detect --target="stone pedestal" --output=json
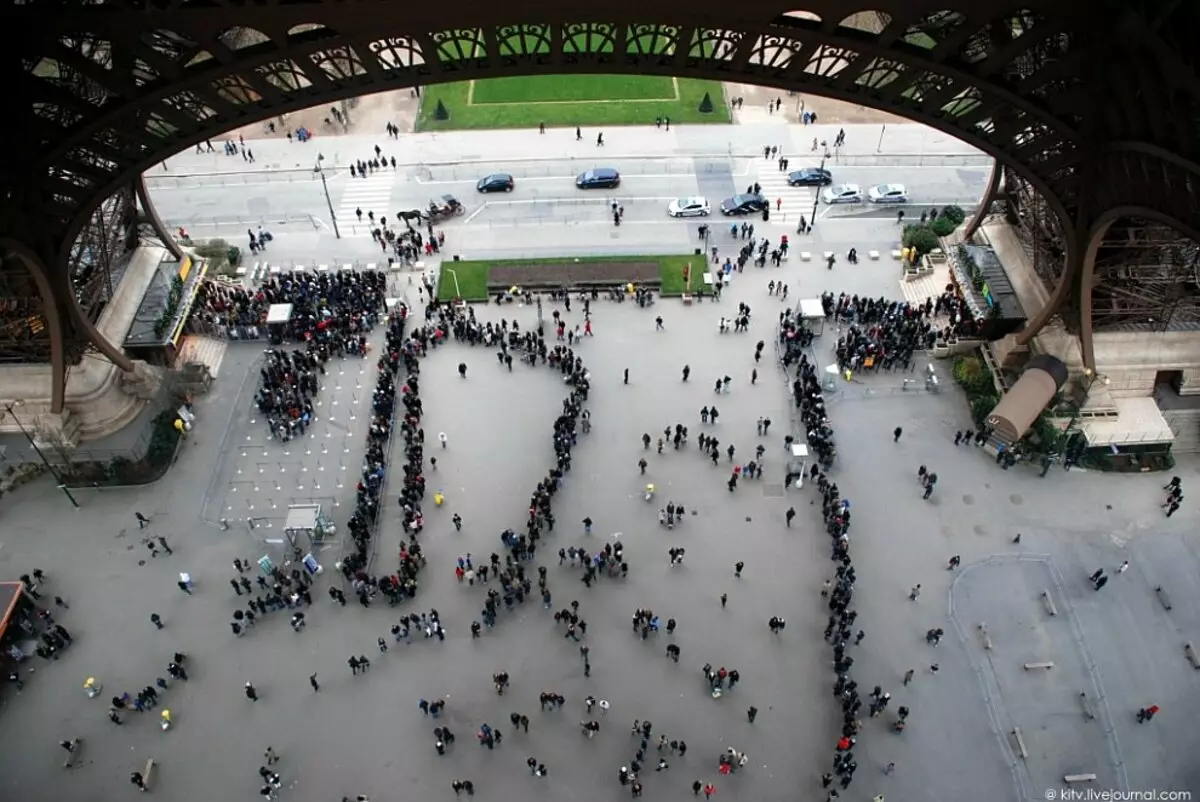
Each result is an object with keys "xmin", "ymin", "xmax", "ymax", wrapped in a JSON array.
[
  {"xmin": 32, "ymin": 409, "xmax": 82, "ymax": 450},
  {"xmin": 120, "ymin": 360, "xmax": 163, "ymax": 400}
]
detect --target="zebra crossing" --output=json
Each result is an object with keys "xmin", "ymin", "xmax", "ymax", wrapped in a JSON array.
[
  {"xmin": 334, "ymin": 173, "xmax": 395, "ymax": 238},
  {"xmin": 752, "ymin": 168, "xmax": 817, "ymax": 224}
]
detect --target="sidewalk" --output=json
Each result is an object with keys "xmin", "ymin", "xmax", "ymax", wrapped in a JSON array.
[{"xmin": 160, "ymin": 123, "xmax": 986, "ymax": 175}]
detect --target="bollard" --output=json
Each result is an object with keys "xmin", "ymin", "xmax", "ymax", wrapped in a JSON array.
[
  {"xmin": 1184, "ymin": 642, "xmax": 1199, "ymax": 669},
  {"xmin": 1155, "ymin": 585, "xmax": 1173, "ymax": 611},
  {"xmin": 1023, "ymin": 661, "xmax": 1054, "ymax": 670}
]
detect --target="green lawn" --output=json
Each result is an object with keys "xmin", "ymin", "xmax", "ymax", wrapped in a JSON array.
[
  {"xmin": 417, "ymin": 76, "xmax": 730, "ymax": 131},
  {"xmin": 437, "ymin": 254, "xmax": 707, "ymax": 302},
  {"xmin": 471, "ymin": 75, "xmax": 677, "ymax": 103}
]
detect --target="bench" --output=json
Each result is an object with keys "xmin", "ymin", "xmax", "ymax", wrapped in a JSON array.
[
  {"xmin": 1079, "ymin": 691, "xmax": 1097, "ymax": 720},
  {"xmin": 799, "ymin": 252, "xmax": 812, "ymax": 262},
  {"xmin": 1041, "ymin": 590, "xmax": 1058, "ymax": 617},
  {"xmin": 891, "ymin": 250, "xmax": 902, "ymax": 260},
  {"xmin": 143, "ymin": 757, "xmax": 156, "ymax": 789},
  {"xmin": 1064, "ymin": 774, "xmax": 1096, "ymax": 784},
  {"xmin": 1010, "ymin": 728, "xmax": 1028, "ymax": 759},
  {"xmin": 1155, "ymin": 585, "xmax": 1172, "ymax": 611},
  {"xmin": 62, "ymin": 738, "xmax": 81, "ymax": 768},
  {"xmin": 978, "ymin": 623, "xmax": 993, "ymax": 651},
  {"xmin": 868, "ymin": 250, "xmax": 880, "ymax": 260},
  {"xmin": 1185, "ymin": 642, "xmax": 1200, "ymax": 669},
  {"xmin": 1024, "ymin": 661, "xmax": 1054, "ymax": 670},
  {"xmin": 316, "ymin": 264, "xmax": 329, "ymax": 272},
  {"xmin": 269, "ymin": 265, "xmax": 281, "ymax": 275}
]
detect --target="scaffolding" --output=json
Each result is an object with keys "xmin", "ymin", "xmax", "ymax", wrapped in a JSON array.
[{"xmin": 1090, "ymin": 219, "xmax": 1200, "ymax": 332}]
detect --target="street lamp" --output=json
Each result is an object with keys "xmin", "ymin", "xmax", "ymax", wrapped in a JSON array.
[
  {"xmin": 313, "ymin": 154, "xmax": 341, "ymax": 239},
  {"xmin": 3, "ymin": 402, "xmax": 79, "ymax": 508},
  {"xmin": 808, "ymin": 153, "xmax": 828, "ymax": 232},
  {"xmin": 877, "ymin": 124, "xmax": 886, "ymax": 154}
]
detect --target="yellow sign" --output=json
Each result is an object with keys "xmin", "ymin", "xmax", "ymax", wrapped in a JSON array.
[{"xmin": 178, "ymin": 256, "xmax": 192, "ymax": 282}]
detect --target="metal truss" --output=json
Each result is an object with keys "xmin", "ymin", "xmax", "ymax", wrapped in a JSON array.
[
  {"xmin": 69, "ymin": 184, "xmax": 138, "ymax": 327},
  {"xmin": 1002, "ymin": 166, "xmax": 1072, "ymax": 321},
  {"xmin": 0, "ymin": 0, "xmax": 1199, "ymax": 367},
  {"xmin": 1089, "ymin": 219, "xmax": 1200, "ymax": 332}
]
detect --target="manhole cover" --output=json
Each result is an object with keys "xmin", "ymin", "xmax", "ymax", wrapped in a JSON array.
[
  {"xmin": 762, "ymin": 483, "xmax": 784, "ymax": 498},
  {"xmin": 1009, "ymin": 494, "xmax": 1023, "ymax": 505},
  {"xmin": 973, "ymin": 524, "xmax": 988, "ymax": 536},
  {"xmin": 962, "ymin": 494, "xmax": 975, "ymax": 505}
]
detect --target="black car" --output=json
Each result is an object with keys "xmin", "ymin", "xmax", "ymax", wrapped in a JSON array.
[
  {"xmin": 576, "ymin": 168, "xmax": 621, "ymax": 189},
  {"xmin": 720, "ymin": 193, "xmax": 769, "ymax": 216},
  {"xmin": 476, "ymin": 173, "xmax": 515, "ymax": 193},
  {"xmin": 787, "ymin": 167, "xmax": 833, "ymax": 187}
]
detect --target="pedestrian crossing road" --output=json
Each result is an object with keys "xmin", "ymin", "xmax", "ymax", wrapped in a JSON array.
[
  {"xmin": 335, "ymin": 173, "xmax": 395, "ymax": 238},
  {"xmin": 752, "ymin": 168, "xmax": 817, "ymax": 225}
]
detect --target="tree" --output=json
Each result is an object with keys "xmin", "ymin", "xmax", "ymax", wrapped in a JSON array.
[
  {"xmin": 698, "ymin": 92, "xmax": 714, "ymax": 113},
  {"xmin": 940, "ymin": 205, "xmax": 966, "ymax": 226},
  {"xmin": 930, "ymin": 216, "xmax": 958, "ymax": 237},
  {"xmin": 902, "ymin": 224, "xmax": 939, "ymax": 256},
  {"xmin": 434, "ymin": 99, "xmax": 450, "ymax": 121}
]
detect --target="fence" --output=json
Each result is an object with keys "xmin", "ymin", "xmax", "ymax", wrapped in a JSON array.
[{"xmin": 169, "ymin": 212, "xmax": 322, "ymax": 231}]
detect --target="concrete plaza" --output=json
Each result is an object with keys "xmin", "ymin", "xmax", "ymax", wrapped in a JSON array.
[{"xmin": 0, "ymin": 129, "xmax": 1198, "ymax": 802}]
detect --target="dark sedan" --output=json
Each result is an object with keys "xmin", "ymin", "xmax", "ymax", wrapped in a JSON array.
[
  {"xmin": 720, "ymin": 193, "xmax": 769, "ymax": 216},
  {"xmin": 787, "ymin": 167, "xmax": 833, "ymax": 187},
  {"xmin": 476, "ymin": 173, "xmax": 515, "ymax": 193},
  {"xmin": 576, "ymin": 168, "xmax": 621, "ymax": 189}
]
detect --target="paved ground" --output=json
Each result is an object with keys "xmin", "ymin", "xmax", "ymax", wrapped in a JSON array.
[{"xmin": 2, "ymin": 196, "xmax": 1199, "ymax": 802}]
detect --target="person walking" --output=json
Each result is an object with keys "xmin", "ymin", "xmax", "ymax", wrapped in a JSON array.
[
  {"xmin": 157, "ymin": 536, "xmax": 173, "ymax": 555},
  {"xmin": 785, "ymin": 507, "xmax": 796, "ymax": 527},
  {"xmin": 310, "ymin": 673, "xmax": 320, "ymax": 692},
  {"xmin": 150, "ymin": 613, "xmax": 163, "ymax": 630},
  {"xmin": 893, "ymin": 426, "xmax": 902, "ymax": 442},
  {"xmin": 245, "ymin": 682, "xmax": 259, "ymax": 701},
  {"xmin": 136, "ymin": 512, "xmax": 150, "ymax": 529},
  {"xmin": 909, "ymin": 584, "xmax": 921, "ymax": 601},
  {"xmin": 1136, "ymin": 704, "xmax": 1160, "ymax": 723}
]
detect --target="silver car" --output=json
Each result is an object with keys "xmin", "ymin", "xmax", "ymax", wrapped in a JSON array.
[
  {"xmin": 668, "ymin": 197, "xmax": 711, "ymax": 217},
  {"xmin": 821, "ymin": 184, "xmax": 863, "ymax": 204}
]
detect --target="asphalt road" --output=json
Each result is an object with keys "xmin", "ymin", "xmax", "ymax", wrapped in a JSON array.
[{"xmin": 147, "ymin": 159, "xmax": 987, "ymax": 263}]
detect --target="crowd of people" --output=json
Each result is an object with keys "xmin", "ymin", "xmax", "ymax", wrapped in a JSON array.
[{"xmin": 194, "ymin": 270, "xmax": 387, "ymax": 344}]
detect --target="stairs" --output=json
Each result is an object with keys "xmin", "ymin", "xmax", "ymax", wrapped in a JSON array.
[{"xmin": 178, "ymin": 335, "xmax": 228, "ymax": 380}]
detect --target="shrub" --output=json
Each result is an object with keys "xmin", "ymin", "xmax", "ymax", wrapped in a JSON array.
[
  {"xmin": 940, "ymin": 205, "xmax": 966, "ymax": 226},
  {"xmin": 954, "ymin": 355, "xmax": 998, "ymax": 399},
  {"xmin": 930, "ymin": 216, "xmax": 957, "ymax": 237},
  {"xmin": 971, "ymin": 394, "xmax": 999, "ymax": 426},
  {"xmin": 902, "ymin": 224, "xmax": 940, "ymax": 257}
]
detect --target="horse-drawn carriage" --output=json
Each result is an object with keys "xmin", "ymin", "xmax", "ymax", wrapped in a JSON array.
[
  {"xmin": 425, "ymin": 194, "xmax": 465, "ymax": 222},
  {"xmin": 394, "ymin": 194, "xmax": 465, "ymax": 227}
]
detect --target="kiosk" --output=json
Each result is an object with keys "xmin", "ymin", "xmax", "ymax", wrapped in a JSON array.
[
  {"xmin": 284, "ymin": 504, "xmax": 338, "ymax": 551},
  {"xmin": 797, "ymin": 298, "xmax": 826, "ymax": 337},
  {"xmin": 787, "ymin": 443, "xmax": 809, "ymax": 488},
  {"xmin": 265, "ymin": 303, "xmax": 294, "ymax": 345}
]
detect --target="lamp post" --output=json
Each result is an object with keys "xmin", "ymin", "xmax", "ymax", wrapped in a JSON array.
[
  {"xmin": 314, "ymin": 154, "xmax": 341, "ymax": 239},
  {"xmin": 808, "ymin": 153, "xmax": 828, "ymax": 231},
  {"xmin": 877, "ymin": 124, "xmax": 886, "ymax": 153},
  {"xmin": 4, "ymin": 402, "xmax": 79, "ymax": 508}
]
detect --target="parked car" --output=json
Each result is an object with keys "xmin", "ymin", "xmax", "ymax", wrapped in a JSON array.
[
  {"xmin": 667, "ymin": 197, "xmax": 711, "ymax": 217},
  {"xmin": 821, "ymin": 184, "xmax": 863, "ymax": 204},
  {"xmin": 720, "ymin": 193, "xmax": 769, "ymax": 216},
  {"xmin": 787, "ymin": 167, "xmax": 833, "ymax": 187},
  {"xmin": 576, "ymin": 168, "xmax": 621, "ymax": 189},
  {"xmin": 868, "ymin": 183, "xmax": 909, "ymax": 203},
  {"xmin": 476, "ymin": 173, "xmax": 515, "ymax": 193}
]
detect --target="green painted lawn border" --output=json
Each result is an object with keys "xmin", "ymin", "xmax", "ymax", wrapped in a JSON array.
[{"xmin": 437, "ymin": 254, "xmax": 710, "ymax": 302}]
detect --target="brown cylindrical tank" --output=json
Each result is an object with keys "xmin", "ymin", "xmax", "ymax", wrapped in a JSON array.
[{"xmin": 985, "ymin": 355, "xmax": 1068, "ymax": 441}]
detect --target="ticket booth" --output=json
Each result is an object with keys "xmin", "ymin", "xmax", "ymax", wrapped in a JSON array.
[
  {"xmin": 284, "ymin": 504, "xmax": 337, "ymax": 551},
  {"xmin": 265, "ymin": 302, "xmax": 293, "ymax": 345},
  {"xmin": 787, "ymin": 444, "xmax": 809, "ymax": 488}
]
